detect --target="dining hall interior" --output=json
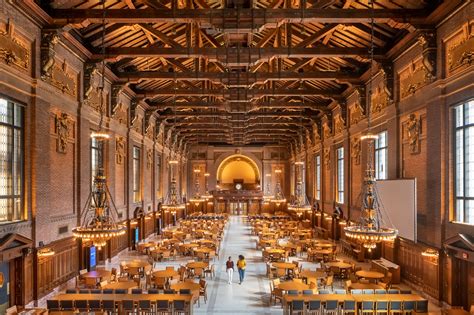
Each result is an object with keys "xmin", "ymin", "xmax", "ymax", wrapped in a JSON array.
[{"xmin": 1, "ymin": 0, "xmax": 474, "ymax": 314}]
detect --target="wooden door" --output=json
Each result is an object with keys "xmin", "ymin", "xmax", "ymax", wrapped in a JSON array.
[{"xmin": 452, "ymin": 257, "xmax": 469, "ymax": 310}]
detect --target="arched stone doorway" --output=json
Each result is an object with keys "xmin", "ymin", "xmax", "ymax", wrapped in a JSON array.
[{"xmin": 216, "ymin": 154, "xmax": 261, "ymax": 190}]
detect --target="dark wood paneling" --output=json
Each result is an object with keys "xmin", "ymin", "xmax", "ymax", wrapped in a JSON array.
[
  {"xmin": 110, "ymin": 231, "xmax": 128, "ymax": 257},
  {"xmin": 37, "ymin": 237, "xmax": 78, "ymax": 298}
]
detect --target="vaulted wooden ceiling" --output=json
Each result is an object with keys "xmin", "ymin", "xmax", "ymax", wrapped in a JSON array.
[{"xmin": 40, "ymin": 0, "xmax": 449, "ymax": 147}]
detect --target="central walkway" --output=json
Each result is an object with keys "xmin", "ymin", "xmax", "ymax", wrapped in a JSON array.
[{"xmin": 196, "ymin": 215, "xmax": 282, "ymax": 314}]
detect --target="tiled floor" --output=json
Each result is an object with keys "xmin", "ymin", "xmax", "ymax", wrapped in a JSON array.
[{"xmin": 32, "ymin": 215, "xmax": 444, "ymax": 314}]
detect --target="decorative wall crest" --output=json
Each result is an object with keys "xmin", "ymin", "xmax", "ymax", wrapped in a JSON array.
[
  {"xmin": 333, "ymin": 113, "xmax": 346, "ymax": 135},
  {"xmin": 111, "ymin": 85, "xmax": 128, "ymax": 125},
  {"xmin": 0, "ymin": 21, "xmax": 30, "ymax": 71},
  {"xmin": 371, "ymin": 77, "xmax": 392, "ymax": 115},
  {"xmin": 156, "ymin": 123, "xmax": 165, "ymax": 145},
  {"xmin": 40, "ymin": 31, "xmax": 60, "ymax": 80},
  {"xmin": 48, "ymin": 60, "xmax": 77, "ymax": 97},
  {"xmin": 399, "ymin": 58, "xmax": 432, "ymax": 99},
  {"xmin": 446, "ymin": 22, "xmax": 474, "ymax": 75},
  {"xmin": 418, "ymin": 31, "xmax": 437, "ymax": 81},
  {"xmin": 83, "ymin": 63, "xmax": 107, "ymax": 112},
  {"xmin": 312, "ymin": 122, "xmax": 321, "ymax": 143},
  {"xmin": 405, "ymin": 113, "xmax": 421, "ymax": 154},
  {"xmin": 349, "ymin": 88, "xmax": 366, "ymax": 126},
  {"xmin": 146, "ymin": 149, "xmax": 153, "ymax": 169},
  {"xmin": 55, "ymin": 113, "xmax": 70, "ymax": 154},
  {"xmin": 115, "ymin": 136, "xmax": 125, "ymax": 165},
  {"xmin": 323, "ymin": 148, "xmax": 330, "ymax": 169},
  {"xmin": 351, "ymin": 137, "xmax": 361, "ymax": 165},
  {"xmin": 322, "ymin": 115, "xmax": 332, "ymax": 140}
]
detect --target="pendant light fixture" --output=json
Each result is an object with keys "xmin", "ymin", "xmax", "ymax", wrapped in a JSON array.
[
  {"xmin": 263, "ymin": 173, "xmax": 274, "ymax": 204},
  {"xmin": 343, "ymin": 0, "xmax": 398, "ymax": 251},
  {"xmin": 271, "ymin": 142, "xmax": 286, "ymax": 207},
  {"xmin": 162, "ymin": 79, "xmax": 185, "ymax": 215},
  {"xmin": 72, "ymin": 1, "xmax": 126, "ymax": 250}
]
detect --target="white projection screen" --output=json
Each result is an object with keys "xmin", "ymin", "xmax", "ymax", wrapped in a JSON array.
[{"xmin": 375, "ymin": 179, "xmax": 417, "ymax": 243}]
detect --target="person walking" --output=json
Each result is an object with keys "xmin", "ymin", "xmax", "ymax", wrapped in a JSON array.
[
  {"xmin": 226, "ymin": 256, "xmax": 234, "ymax": 284},
  {"xmin": 237, "ymin": 255, "xmax": 246, "ymax": 284}
]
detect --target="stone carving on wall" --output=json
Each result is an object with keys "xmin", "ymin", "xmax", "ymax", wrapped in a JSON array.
[
  {"xmin": 116, "ymin": 136, "xmax": 125, "ymax": 165},
  {"xmin": 349, "ymin": 88, "xmax": 366, "ymax": 126},
  {"xmin": 131, "ymin": 115, "xmax": 143, "ymax": 134},
  {"xmin": 145, "ymin": 113, "xmax": 155, "ymax": 140},
  {"xmin": 305, "ymin": 129, "xmax": 313, "ymax": 148},
  {"xmin": 49, "ymin": 60, "xmax": 77, "ymax": 97},
  {"xmin": 0, "ymin": 21, "xmax": 30, "ymax": 71},
  {"xmin": 371, "ymin": 77, "xmax": 392, "ymax": 115},
  {"xmin": 324, "ymin": 148, "xmax": 330, "ymax": 169},
  {"xmin": 146, "ymin": 149, "xmax": 153, "ymax": 169},
  {"xmin": 83, "ymin": 63, "xmax": 107, "ymax": 112},
  {"xmin": 399, "ymin": 58, "xmax": 432, "ymax": 99},
  {"xmin": 406, "ymin": 113, "xmax": 421, "ymax": 154},
  {"xmin": 446, "ymin": 22, "xmax": 474, "ymax": 74},
  {"xmin": 40, "ymin": 31, "xmax": 60, "ymax": 80},
  {"xmin": 55, "ymin": 113, "xmax": 70, "ymax": 154},
  {"xmin": 156, "ymin": 123, "xmax": 165, "ymax": 145},
  {"xmin": 418, "ymin": 31, "xmax": 437, "ymax": 81},
  {"xmin": 333, "ymin": 113, "xmax": 345, "ymax": 135},
  {"xmin": 322, "ymin": 115, "xmax": 332, "ymax": 140},
  {"xmin": 111, "ymin": 85, "xmax": 128, "ymax": 125},
  {"xmin": 351, "ymin": 137, "xmax": 361, "ymax": 165}
]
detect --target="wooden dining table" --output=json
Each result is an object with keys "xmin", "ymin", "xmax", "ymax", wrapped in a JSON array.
[
  {"xmin": 152, "ymin": 269, "xmax": 180, "ymax": 279},
  {"xmin": 102, "ymin": 280, "xmax": 138, "ymax": 290},
  {"xmin": 186, "ymin": 261, "xmax": 208, "ymax": 269},
  {"xmin": 299, "ymin": 270, "xmax": 326, "ymax": 280},
  {"xmin": 277, "ymin": 281, "xmax": 310, "ymax": 291},
  {"xmin": 170, "ymin": 281, "xmax": 201, "ymax": 293},
  {"xmin": 326, "ymin": 261, "xmax": 352, "ymax": 269},
  {"xmin": 355, "ymin": 270, "xmax": 385, "ymax": 282},
  {"xmin": 124, "ymin": 260, "xmax": 151, "ymax": 269},
  {"xmin": 82, "ymin": 270, "xmax": 111, "ymax": 280}
]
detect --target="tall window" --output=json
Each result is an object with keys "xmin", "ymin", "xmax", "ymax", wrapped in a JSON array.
[
  {"xmin": 0, "ymin": 98, "xmax": 24, "ymax": 222},
  {"xmin": 454, "ymin": 100, "xmax": 474, "ymax": 224},
  {"xmin": 91, "ymin": 137, "xmax": 103, "ymax": 185},
  {"xmin": 375, "ymin": 131, "xmax": 388, "ymax": 180},
  {"xmin": 315, "ymin": 155, "xmax": 321, "ymax": 200},
  {"xmin": 133, "ymin": 146, "xmax": 141, "ymax": 203},
  {"xmin": 336, "ymin": 147, "xmax": 344, "ymax": 203}
]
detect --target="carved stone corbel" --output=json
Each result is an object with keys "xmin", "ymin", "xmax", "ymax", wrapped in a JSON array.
[
  {"xmin": 83, "ymin": 62, "xmax": 99, "ymax": 101},
  {"xmin": 418, "ymin": 30, "xmax": 437, "ymax": 81},
  {"xmin": 379, "ymin": 61, "xmax": 394, "ymax": 100},
  {"xmin": 40, "ymin": 30, "xmax": 60, "ymax": 80},
  {"xmin": 55, "ymin": 112, "xmax": 70, "ymax": 154}
]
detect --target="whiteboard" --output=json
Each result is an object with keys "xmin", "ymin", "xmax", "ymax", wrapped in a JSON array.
[{"xmin": 375, "ymin": 179, "xmax": 417, "ymax": 243}]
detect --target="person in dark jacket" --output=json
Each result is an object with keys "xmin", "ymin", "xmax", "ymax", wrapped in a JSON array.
[{"xmin": 226, "ymin": 256, "xmax": 234, "ymax": 284}]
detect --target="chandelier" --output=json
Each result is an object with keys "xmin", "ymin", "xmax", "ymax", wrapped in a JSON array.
[
  {"xmin": 72, "ymin": 5, "xmax": 126, "ymax": 250},
  {"xmin": 344, "ymin": 1, "xmax": 397, "ymax": 251},
  {"xmin": 270, "ymin": 168, "xmax": 286, "ymax": 207},
  {"xmin": 189, "ymin": 168, "xmax": 205, "ymax": 206},
  {"xmin": 263, "ymin": 173, "xmax": 274, "ymax": 205},
  {"xmin": 73, "ymin": 167, "xmax": 126, "ymax": 250},
  {"xmin": 288, "ymin": 161, "xmax": 311, "ymax": 217},
  {"xmin": 162, "ymin": 159, "xmax": 185, "ymax": 215},
  {"xmin": 201, "ymin": 172, "xmax": 213, "ymax": 200}
]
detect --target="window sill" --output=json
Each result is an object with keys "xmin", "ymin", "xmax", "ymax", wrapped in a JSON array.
[
  {"xmin": 0, "ymin": 219, "xmax": 29, "ymax": 226},
  {"xmin": 449, "ymin": 220, "xmax": 474, "ymax": 227}
]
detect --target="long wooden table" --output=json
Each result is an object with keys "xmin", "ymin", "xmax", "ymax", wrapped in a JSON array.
[
  {"xmin": 282, "ymin": 293, "xmax": 426, "ymax": 315},
  {"xmin": 51, "ymin": 292, "xmax": 197, "ymax": 314}
]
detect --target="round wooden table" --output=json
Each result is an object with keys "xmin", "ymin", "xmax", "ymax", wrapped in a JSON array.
[
  {"xmin": 82, "ymin": 270, "xmax": 111, "ymax": 280},
  {"xmin": 299, "ymin": 270, "xmax": 326, "ymax": 279},
  {"xmin": 265, "ymin": 248, "xmax": 286, "ymax": 255},
  {"xmin": 277, "ymin": 281, "xmax": 310, "ymax": 291},
  {"xmin": 311, "ymin": 249, "xmax": 333, "ymax": 255},
  {"xmin": 124, "ymin": 260, "xmax": 151, "ymax": 269},
  {"xmin": 186, "ymin": 261, "xmax": 208, "ymax": 269},
  {"xmin": 170, "ymin": 282, "xmax": 201, "ymax": 292},
  {"xmin": 272, "ymin": 262, "xmax": 296, "ymax": 270},
  {"xmin": 102, "ymin": 281, "xmax": 138, "ymax": 290},
  {"xmin": 355, "ymin": 270, "xmax": 385, "ymax": 281},
  {"xmin": 194, "ymin": 247, "xmax": 213, "ymax": 254},
  {"xmin": 326, "ymin": 261, "xmax": 352, "ymax": 269},
  {"xmin": 152, "ymin": 269, "xmax": 179, "ymax": 279},
  {"xmin": 182, "ymin": 243, "xmax": 199, "ymax": 249}
]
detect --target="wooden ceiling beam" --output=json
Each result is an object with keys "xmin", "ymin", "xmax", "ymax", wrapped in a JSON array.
[
  {"xmin": 92, "ymin": 46, "xmax": 386, "ymax": 59},
  {"xmin": 296, "ymin": 23, "xmax": 338, "ymax": 47},
  {"xmin": 117, "ymin": 70, "xmax": 361, "ymax": 83},
  {"xmin": 138, "ymin": 24, "xmax": 182, "ymax": 47},
  {"xmin": 49, "ymin": 8, "xmax": 428, "ymax": 26}
]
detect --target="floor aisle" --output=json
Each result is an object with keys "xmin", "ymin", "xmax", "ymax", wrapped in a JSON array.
[{"xmin": 195, "ymin": 215, "xmax": 282, "ymax": 314}]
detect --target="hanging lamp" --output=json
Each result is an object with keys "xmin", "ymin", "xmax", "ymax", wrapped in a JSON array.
[
  {"xmin": 270, "ymin": 143, "xmax": 286, "ymax": 207},
  {"xmin": 72, "ymin": 1, "xmax": 126, "ymax": 250},
  {"xmin": 343, "ymin": 0, "xmax": 398, "ymax": 251},
  {"xmin": 162, "ymin": 80, "xmax": 185, "ymax": 215},
  {"xmin": 263, "ymin": 173, "xmax": 274, "ymax": 204}
]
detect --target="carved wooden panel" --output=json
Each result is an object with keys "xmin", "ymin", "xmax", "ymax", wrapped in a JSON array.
[
  {"xmin": 399, "ymin": 58, "xmax": 431, "ymax": 99},
  {"xmin": 445, "ymin": 21, "xmax": 474, "ymax": 75},
  {"xmin": 131, "ymin": 115, "xmax": 143, "ymax": 135},
  {"xmin": 112, "ymin": 103, "xmax": 128, "ymax": 125},
  {"xmin": 48, "ymin": 59, "xmax": 77, "ymax": 97},
  {"xmin": 333, "ymin": 113, "xmax": 345, "ymax": 135},
  {"xmin": 0, "ymin": 22, "xmax": 30, "ymax": 71},
  {"xmin": 371, "ymin": 77, "xmax": 392, "ymax": 115},
  {"xmin": 50, "ymin": 112, "xmax": 75, "ymax": 154},
  {"xmin": 349, "ymin": 101, "xmax": 364, "ymax": 126},
  {"xmin": 84, "ymin": 87, "xmax": 108, "ymax": 113}
]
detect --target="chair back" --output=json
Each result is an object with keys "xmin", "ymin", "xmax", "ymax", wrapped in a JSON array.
[
  {"xmin": 156, "ymin": 300, "xmax": 169, "ymax": 310},
  {"xmin": 122, "ymin": 300, "xmax": 135, "ymax": 311},
  {"xmin": 319, "ymin": 289, "xmax": 330, "ymax": 294},
  {"xmin": 343, "ymin": 300, "xmax": 356, "ymax": 310},
  {"xmin": 287, "ymin": 290, "xmax": 298, "ymax": 295},
  {"xmin": 335, "ymin": 289, "xmax": 346, "ymax": 294},
  {"xmin": 180, "ymin": 289, "xmax": 192, "ymax": 295},
  {"xmin": 74, "ymin": 300, "xmax": 88, "ymax": 311},
  {"xmin": 363, "ymin": 289, "xmax": 375, "ymax": 294},
  {"xmin": 114, "ymin": 289, "xmax": 127, "ymax": 294},
  {"xmin": 102, "ymin": 289, "xmax": 113, "ymax": 294},
  {"xmin": 376, "ymin": 301, "xmax": 388, "ymax": 310},
  {"xmin": 148, "ymin": 288, "xmax": 159, "ymax": 294},
  {"xmin": 65, "ymin": 289, "xmax": 77, "ymax": 294},
  {"xmin": 389, "ymin": 301, "xmax": 402, "ymax": 311},
  {"xmin": 90, "ymin": 289, "xmax": 101, "ymax": 294},
  {"xmin": 400, "ymin": 290, "xmax": 412, "ymax": 294},
  {"xmin": 309, "ymin": 300, "xmax": 321, "ymax": 310},
  {"xmin": 46, "ymin": 300, "xmax": 60, "ymax": 311},
  {"xmin": 164, "ymin": 289, "xmax": 176, "ymax": 294},
  {"xmin": 102, "ymin": 300, "xmax": 116, "ymax": 311},
  {"xmin": 173, "ymin": 300, "xmax": 186, "ymax": 311},
  {"xmin": 131, "ymin": 288, "xmax": 143, "ymax": 294},
  {"xmin": 403, "ymin": 301, "xmax": 415, "ymax": 311},
  {"xmin": 375, "ymin": 289, "xmax": 386, "ymax": 294},
  {"xmin": 88, "ymin": 300, "xmax": 101, "ymax": 311},
  {"xmin": 303, "ymin": 290, "xmax": 314, "ymax": 295},
  {"xmin": 292, "ymin": 300, "xmax": 305, "ymax": 311},
  {"xmin": 60, "ymin": 300, "xmax": 74, "ymax": 311},
  {"xmin": 326, "ymin": 300, "xmax": 338, "ymax": 310},
  {"xmin": 362, "ymin": 301, "xmax": 374, "ymax": 310},
  {"xmin": 139, "ymin": 300, "xmax": 152, "ymax": 309},
  {"xmin": 387, "ymin": 289, "xmax": 400, "ymax": 294},
  {"xmin": 415, "ymin": 300, "xmax": 428, "ymax": 313},
  {"xmin": 79, "ymin": 289, "xmax": 90, "ymax": 294}
]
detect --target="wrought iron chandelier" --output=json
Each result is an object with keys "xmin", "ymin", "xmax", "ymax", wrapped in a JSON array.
[
  {"xmin": 72, "ymin": 2, "xmax": 126, "ymax": 250},
  {"xmin": 162, "ymin": 158, "xmax": 185, "ymax": 215},
  {"xmin": 270, "ymin": 168, "xmax": 286, "ymax": 207},
  {"xmin": 263, "ymin": 173, "xmax": 274, "ymax": 205},
  {"xmin": 288, "ymin": 162, "xmax": 312, "ymax": 217},
  {"xmin": 343, "ymin": 1, "xmax": 397, "ymax": 251},
  {"xmin": 189, "ymin": 168, "xmax": 205, "ymax": 206},
  {"xmin": 201, "ymin": 172, "xmax": 213, "ymax": 200}
]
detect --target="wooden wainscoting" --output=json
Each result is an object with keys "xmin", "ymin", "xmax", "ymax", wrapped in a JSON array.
[
  {"xmin": 36, "ymin": 237, "xmax": 78, "ymax": 298},
  {"xmin": 110, "ymin": 230, "xmax": 128, "ymax": 257},
  {"xmin": 396, "ymin": 239, "xmax": 440, "ymax": 299},
  {"xmin": 144, "ymin": 216, "xmax": 155, "ymax": 237}
]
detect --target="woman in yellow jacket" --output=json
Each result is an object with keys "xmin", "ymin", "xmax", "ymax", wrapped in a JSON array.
[{"xmin": 237, "ymin": 255, "xmax": 246, "ymax": 284}]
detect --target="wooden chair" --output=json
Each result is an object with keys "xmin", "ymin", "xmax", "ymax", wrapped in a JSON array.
[
  {"xmin": 84, "ymin": 277, "xmax": 98, "ymax": 288},
  {"xmin": 194, "ymin": 268, "xmax": 204, "ymax": 279},
  {"xmin": 269, "ymin": 281, "xmax": 283, "ymax": 305},
  {"xmin": 322, "ymin": 275, "xmax": 334, "ymax": 290},
  {"xmin": 199, "ymin": 279, "xmax": 208, "ymax": 306},
  {"xmin": 291, "ymin": 300, "xmax": 305, "ymax": 315}
]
